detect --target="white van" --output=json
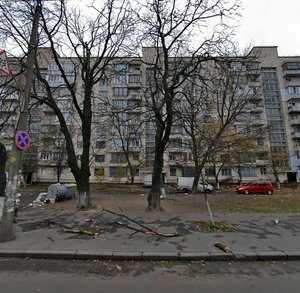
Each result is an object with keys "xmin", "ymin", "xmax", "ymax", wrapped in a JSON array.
[{"xmin": 176, "ymin": 177, "xmax": 214, "ymax": 193}]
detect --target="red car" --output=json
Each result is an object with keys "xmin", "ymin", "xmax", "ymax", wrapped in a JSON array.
[{"xmin": 236, "ymin": 180, "xmax": 274, "ymax": 195}]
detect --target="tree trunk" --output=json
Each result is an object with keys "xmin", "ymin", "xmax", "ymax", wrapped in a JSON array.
[
  {"xmin": 0, "ymin": 143, "xmax": 7, "ymax": 197},
  {"xmin": 204, "ymin": 192, "xmax": 215, "ymax": 225},
  {"xmin": 77, "ymin": 190, "xmax": 90, "ymax": 209},
  {"xmin": 128, "ymin": 161, "xmax": 135, "ymax": 184},
  {"xmin": 76, "ymin": 173, "xmax": 91, "ymax": 209},
  {"xmin": 147, "ymin": 149, "xmax": 164, "ymax": 211},
  {"xmin": 192, "ymin": 168, "xmax": 201, "ymax": 193}
]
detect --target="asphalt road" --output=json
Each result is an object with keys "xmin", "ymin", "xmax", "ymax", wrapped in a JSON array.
[{"xmin": 0, "ymin": 258, "xmax": 300, "ymax": 293}]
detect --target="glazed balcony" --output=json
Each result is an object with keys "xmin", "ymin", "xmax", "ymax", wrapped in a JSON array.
[{"xmin": 288, "ymin": 105, "xmax": 300, "ymax": 113}]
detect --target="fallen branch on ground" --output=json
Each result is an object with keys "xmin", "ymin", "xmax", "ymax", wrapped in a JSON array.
[
  {"xmin": 45, "ymin": 219, "xmax": 105, "ymax": 238},
  {"xmin": 102, "ymin": 208, "xmax": 181, "ymax": 238},
  {"xmin": 63, "ymin": 227, "xmax": 104, "ymax": 238},
  {"xmin": 214, "ymin": 242, "xmax": 232, "ymax": 253}
]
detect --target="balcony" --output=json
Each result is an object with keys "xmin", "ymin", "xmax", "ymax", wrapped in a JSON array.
[
  {"xmin": 250, "ymin": 106, "xmax": 264, "ymax": 113},
  {"xmin": 291, "ymin": 132, "xmax": 300, "ymax": 139},
  {"xmin": 290, "ymin": 118, "xmax": 300, "ymax": 125},
  {"xmin": 255, "ymin": 159, "xmax": 269, "ymax": 166},
  {"xmin": 127, "ymin": 75, "xmax": 142, "ymax": 88},
  {"xmin": 288, "ymin": 105, "xmax": 300, "ymax": 113},
  {"xmin": 283, "ymin": 69, "xmax": 300, "ymax": 78},
  {"xmin": 287, "ymin": 94, "xmax": 300, "ymax": 102}
]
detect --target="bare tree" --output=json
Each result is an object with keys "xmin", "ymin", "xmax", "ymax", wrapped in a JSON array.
[
  {"xmin": 0, "ymin": 0, "xmax": 135, "ymax": 208},
  {"xmin": 99, "ymin": 87, "xmax": 144, "ymax": 184},
  {"xmin": 35, "ymin": 0, "xmax": 135, "ymax": 208},
  {"xmin": 137, "ymin": 0, "xmax": 241, "ymax": 211},
  {"xmin": 269, "ymin": 146, "xmax": 289, "ymax": 190},
  {"xmin": 177, "ymin": 56, "xmax": 261, "ymax": 194}
]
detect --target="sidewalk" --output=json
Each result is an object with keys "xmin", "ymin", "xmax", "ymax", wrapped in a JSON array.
[{"xmin": 0, "ymin": 195, "xmax": 300, "ymax": 261}]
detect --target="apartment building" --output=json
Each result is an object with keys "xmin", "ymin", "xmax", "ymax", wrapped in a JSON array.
[{"xmin": 0, "ymin": 46, "xmax": 299, "ymax": 184}]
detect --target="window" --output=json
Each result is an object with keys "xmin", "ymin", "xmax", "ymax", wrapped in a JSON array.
[
  {"xmin": 205, "ymin": 168, "xmax": 215, "ymax": 176},
  {"xmin": 96, "ymin": 141, "xmax": 106, "ymax": 149},
  {"xmin": 99, "ymin": 78, "xmax": 108, "ymax": 86},
  {"xmin": 169, "ymin": 153, "xmax": 176, "ymax": 161},
  {"xmin": 94, "ymin": 114, "xmax": 108, "ymax": 123},
  {"xmin": 286, "ymin": 62, "xmax": 300, "ymax": 70},
  {"xmin": 98, "ymin": 103, "xmax": 108, "ymax": 111},
  {"xmin": 260, "ymin": 167, "xmax": 267, "ymax": 175},
  {"xmin": 94, "ymin": 167, "xmax": 105, "ymax": 177},
  {"xmin": 113, "ymin": 87, "xmax": 128, "ymax": 97},
  {"xmin": 114, "ymin": 64, "xmax": 128, "ymax": 72},
  {"xmin": 57, "ymin": 99, "xmax": 72, "ymax": 110},
  {"xmin": 257, "ymin": 140, "xmax": 264, "ymax": 147},
  {"xmin": 41, "ymin": 152, "xmax": 52, "ymax": 160},
  {"xmin": 109, "ymin": 166, "xmax": 127, "ymax": 177},
  {"xmin": 222, "ymin": 168, "xmax": 232, "ymax": 176},
  {"xmin": 96, "ymin": 127, "xmax": 107, "ymax": 136},
  {"xmin": 130, "ymin": 138, "xmax": 140, "ymax": 147},
  {"xmin": 112, "ymin": 75, "xmax": 127, "ymax": 84},
  {"xmin": 236, "ymin": 126, "xmax": 247, "ymax": 134},
  {"xmin": 169, "ymin": 139, "xmax": 182, "ymax": 148},
  {"xmin": 63, "ymin": 112, "xmax": 72, "ymax": 123},
  {"xmin": 287, "ymin": 86, "xmax": 300, "ymax": 95},
  {"xmin": 62, "ymin": 63, "xmax": 75, "ymax": 73},
  {"xmin": 133, "ymin": 153, "xmax": 139, "ymax": 161},
  {"xmin": 258, "ymin": 181, "xmax": 269, "ymax": 186},
  {"xmin": 111, "ymin": 139, "xmax": 123, "ymax": 148},
  {"xmin": 230, "ymin": 61, "xmax": 245, "ymax": 71},
  {"xmin": 56, "ymin": 87, "xmax": 70, "ymax": 97},
  {"xmin": 47, "ymin": 74, "xmax": 63, "ymax": 86},
  {"xmin": 240, "ymin": 166, "xmax": 256, "ymax": 177},
  {"xmin": 170, "ymin": 168, "xmax": 177, "ymax": 176},
  {"xmin": 95, "ymin": 155, "xmax": 105, "ymax": 163},
  {"xmin": 113, "ymin": 100, "xmax": 128, "ymax": 109},
  {"xmin": 111, "ymin": 153, "xmax": 126, "ymax": 163},
  {"xmin": 99, "ymin": 91, "xmax": 108, "ymax": 98},
  {"xmin": 128, "ymin": 74, "xmax": 141, "ymax": 83},
  {"xmin": 183, "ymin": 152, "xmax": 193, "ymax": 161}
]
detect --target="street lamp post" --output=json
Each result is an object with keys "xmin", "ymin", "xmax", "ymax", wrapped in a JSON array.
[{"xmin": 0, "ymin": 2, "xmax": 41, "ymax": 241}]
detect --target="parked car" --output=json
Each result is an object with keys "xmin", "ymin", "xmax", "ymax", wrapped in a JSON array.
[
  {"xmin": 176, "ymin": 177, "xmax": 214, "ymax": 193},
  {"xmin": 236, "ymin": 180, "xmax": 274, "ymax": 195}
]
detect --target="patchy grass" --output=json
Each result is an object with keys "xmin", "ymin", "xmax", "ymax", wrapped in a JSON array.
[
  {"xmin": 195, "ymin": 222, "xmax": 238, "ymax": 232},
  {"xmin": 19, "ymin": 184, "xmax": 300, "ymax": 214},
  {"xmin": 209, "ymin": 190, "xmax": 300, "ymax": 213}
]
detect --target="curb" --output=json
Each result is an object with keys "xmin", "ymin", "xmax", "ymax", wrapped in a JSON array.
[{"xmin": 1, "ymin": 249, "xmax": 300, "ymax": 261}]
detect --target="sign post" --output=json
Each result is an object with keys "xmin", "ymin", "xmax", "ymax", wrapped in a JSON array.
[
  {"xmin": 0, "ymin": 3, "xmax": 41, "ymax": 242},
  {"xmin": 15, "ymin": 130, "xmax": 31, "ymax": 151}
]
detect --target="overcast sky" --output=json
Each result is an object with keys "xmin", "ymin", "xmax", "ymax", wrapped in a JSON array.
[{"xmin": 235, "ymin": 0, "xmax": 300, "ymax": 56}]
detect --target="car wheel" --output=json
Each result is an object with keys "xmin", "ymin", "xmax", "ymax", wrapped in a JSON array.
[
  {"xmin": 267, "ymin": 189, "xmax": 273, "ymax": 195},
  {"xmin": 244, "ymin": 190, "xmax": 250, "ymax": 195},
  {"xmin": 182, "ymin": 188, "xmax": 188, "ymax": 193},
  {"xmin": 205, "ymin": 189, "xmax": 212, "ymax": 193}
]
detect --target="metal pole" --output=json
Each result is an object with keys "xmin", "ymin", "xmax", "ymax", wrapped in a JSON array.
[{"xmin": 0, "ymin": 2, "xmax": 41, "ymax": 242}]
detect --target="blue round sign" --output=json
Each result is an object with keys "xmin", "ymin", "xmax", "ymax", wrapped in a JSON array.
[{"xmin": 15, "ymin": 130, "xmax": 31, "ymax": 150}]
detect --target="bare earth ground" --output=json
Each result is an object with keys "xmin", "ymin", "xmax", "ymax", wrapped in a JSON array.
[{"xmin": 19, "ymin": 185, "xmax": 300, "ymax": 214}]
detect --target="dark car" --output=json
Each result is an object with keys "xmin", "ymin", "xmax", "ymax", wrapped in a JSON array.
[{"xmin": 236, "ymin": 180, "xmax": 274, "ymax": 195}]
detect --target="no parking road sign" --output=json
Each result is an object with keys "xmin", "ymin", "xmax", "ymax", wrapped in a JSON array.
[{"xmin": 15, "ymin": 130, "xmax": 31, "ymax": 150}]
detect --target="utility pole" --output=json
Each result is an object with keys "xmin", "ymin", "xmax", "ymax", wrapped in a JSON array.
[{"xmin": 0, "ymin": 1, "xmax": 41, "ymax": 241}]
